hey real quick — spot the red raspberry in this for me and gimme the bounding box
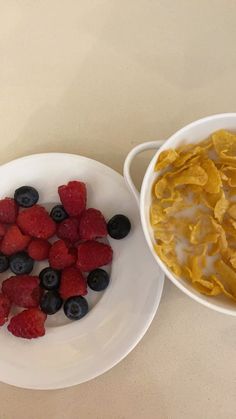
[49,240,76,270]
[58,181,86,217]
[0,223,7,237]
[77,240,113,271]
[2,275,42,308]
[8,308,47,339]
[17,205,56,239]
[57,217,80,243]
[0,293,11,326]
[69,246,78,259]
[0,198,18,224]
[28,239,51,261]
[79,208,107,240]
[59,267,87,299]
[1,225,31,256]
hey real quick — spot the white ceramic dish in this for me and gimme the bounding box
[0,153,164,389]
[124,113,236,317]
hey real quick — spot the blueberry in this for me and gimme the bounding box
[0,253,9,273]
[107,214,131,239]
[14,186,39,208]
[39,267,61,290]
[9,251,34,275]
[87,269,110,291]
[64,296,88,320]
[40,291,63,315]
[50,205,68,222]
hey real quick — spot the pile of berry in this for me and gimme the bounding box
[0,181,131,339]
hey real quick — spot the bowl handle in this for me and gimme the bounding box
[123,140,165,204]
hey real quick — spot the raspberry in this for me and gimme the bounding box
[49,240,76,270]
[17,205,56,239]
[0,293,11,326]
[2,275,42,308]
[57,217,80,243]
[77,240,113,271]
[28,239,51,261]
[58,181,86,216]
[59,267,87,299]
[79,208,107,240]
[0,198,18,224]
[8,308,47,339]
[69,246,78,259]
[1,225,31,256]
[0,223,7,237]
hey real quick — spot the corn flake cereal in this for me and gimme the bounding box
[151,129,236,304]
[228,204,236,219]
[212,130,236,162]
[154,149,179,171]
[222,166,236,187]
[201,159,222,193]
[214,193,229,223]
[170,165,208,186]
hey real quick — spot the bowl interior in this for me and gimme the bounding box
[140,113,236,315]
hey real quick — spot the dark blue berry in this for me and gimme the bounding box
[39,267,61,290]
[14,186,39,208]
[40,291,63,315]
[0,253,9,273]
[64,296,88,320]
[87,269,110,291]
[9,251,34,275]
[107,214,131,239]
[50,205,68,222]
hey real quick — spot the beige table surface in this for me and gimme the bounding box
[0,1,236,418]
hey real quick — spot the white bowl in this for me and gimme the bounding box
[124,113,236,316]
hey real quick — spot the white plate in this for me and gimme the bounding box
[0,153,164,390]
